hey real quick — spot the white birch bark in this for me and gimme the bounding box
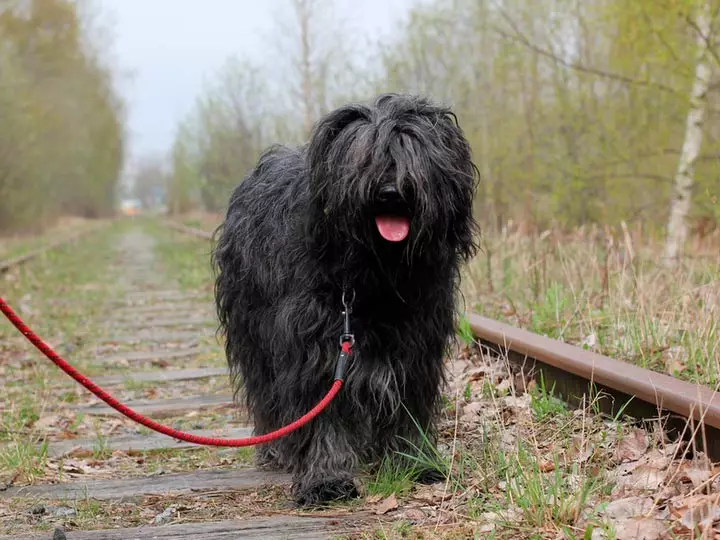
[663,1,714,267]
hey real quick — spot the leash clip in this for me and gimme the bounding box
[339,287,355,347]
[335,287,355,381]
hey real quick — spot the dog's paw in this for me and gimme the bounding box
[255,445,283,471]
[293,476,359,507]
[415,466,447,485]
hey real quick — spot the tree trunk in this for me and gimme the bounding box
[662,1,713,267]
[295,0,314,138]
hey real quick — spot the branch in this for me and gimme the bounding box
[683,9,720,68]
[489,3,684,98]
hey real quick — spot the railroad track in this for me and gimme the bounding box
[1,220,380,539]
[0,225,102,274]
[2,218,719,538]
[163,219,720,462]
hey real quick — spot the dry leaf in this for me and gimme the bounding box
[675,462,713,490]
[400,508,425,522]
[513,372,534,394]
[677,499,720,531]
[603,496,656,520]
[34,415,62,430]
[612,464,666,493]
[615,428,649,463]
[374,493,398,515]
[462,402,484,415]
[465,366,490,382]
[495,377,513,394]
[502,394,531,410]
[612,517,667,539]
[460,401,484,423]
[538,459,555,473]
[663,346,688,374]
[576,442,596,463]
[413,483,451,504]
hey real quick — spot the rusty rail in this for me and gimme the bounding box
[166,219,720,460]
[164,220,213,240]
[470,314,720,460]
[0,226,100,273]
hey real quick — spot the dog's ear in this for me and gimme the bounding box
[306,104,370,176]
[425,106,481,263]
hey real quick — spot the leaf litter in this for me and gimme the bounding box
[354,340,720,539]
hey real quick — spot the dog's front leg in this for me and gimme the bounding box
[291,415,359,506]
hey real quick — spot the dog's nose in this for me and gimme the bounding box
[378,184,400,199]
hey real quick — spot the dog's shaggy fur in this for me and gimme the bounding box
[212,93,479,506]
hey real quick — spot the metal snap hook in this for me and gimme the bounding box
[342,287,355,311]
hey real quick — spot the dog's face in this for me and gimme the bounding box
[307,93,479,263]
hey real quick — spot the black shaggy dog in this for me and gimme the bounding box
[212,93,479,506]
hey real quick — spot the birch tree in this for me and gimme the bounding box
[663,1,716,266]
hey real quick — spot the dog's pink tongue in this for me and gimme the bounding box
[375,216,410,242]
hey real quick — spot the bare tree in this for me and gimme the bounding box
[131,154,168,210]
[295,0,315,136]
[267,0,359,139]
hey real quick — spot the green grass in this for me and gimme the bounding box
[0,222,125,482]
[529,375,568,422]
[0,218,97,261]
[143,220,216,292]
[1,222,125,350]
[0,399,48,483]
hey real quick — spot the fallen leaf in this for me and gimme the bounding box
[61,460,94,474]
[612,464,666,493]
[460,401,484,423]
[675,462,713,490]
[462,401,484,415]
[663,346,688,374]
[374,493,398,515]
[603,496,656,520]
[412,483,451,505]
[615,428,648,463]
[400,508,425,522]
[581,333,597,348]
[676,498,720,531]
[612,517,667,540]
[538,459,555,473]
[33,415,61,430]
[513,372,534,394]
[575,442,596,463]
[465,366,490,382]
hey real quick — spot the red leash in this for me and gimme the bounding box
[0,296,351,447]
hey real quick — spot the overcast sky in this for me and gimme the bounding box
[100,0,418,170]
